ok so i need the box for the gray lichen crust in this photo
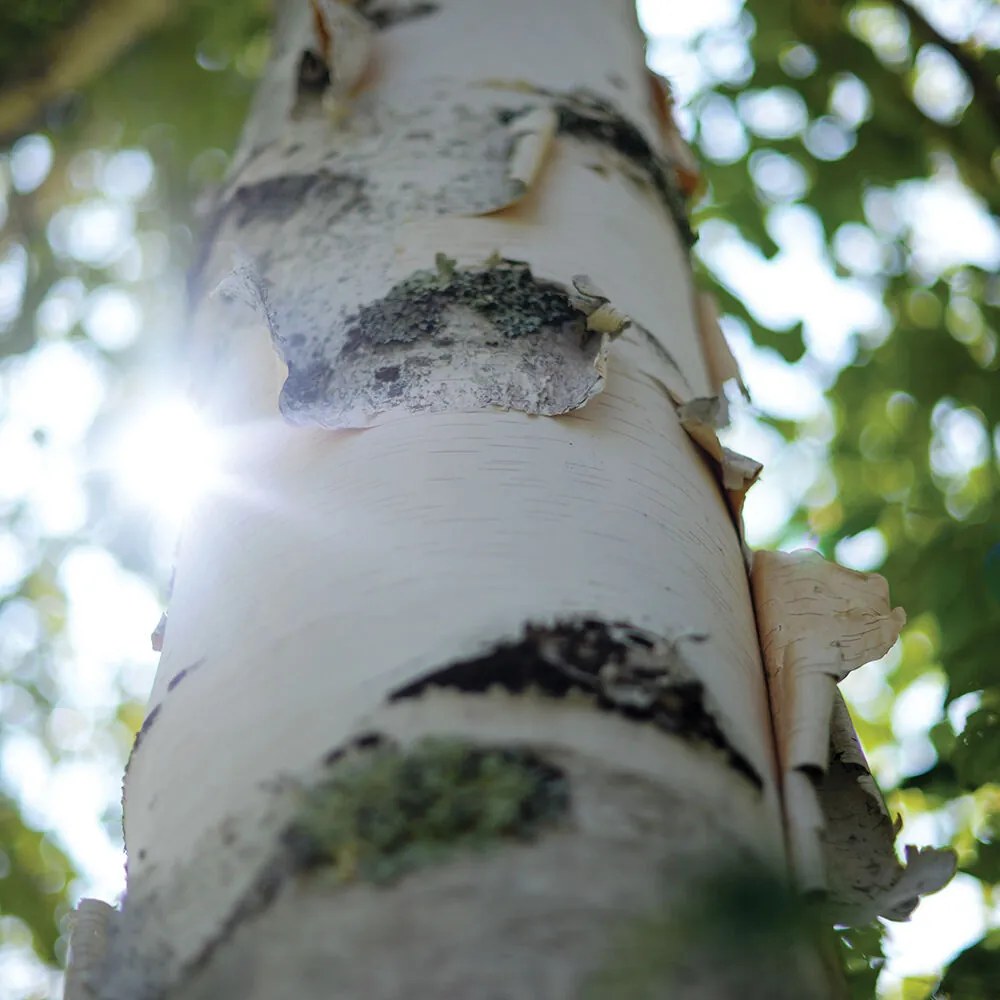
[274,258,614,425]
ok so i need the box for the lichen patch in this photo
[282,737,570,884]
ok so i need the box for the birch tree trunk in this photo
[65,1,955,997]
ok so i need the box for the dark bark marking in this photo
[390,619,762,790]
[229,170,368,229]
[187,169,367,303]
[499,90,696,246]
[166,658,206,693]
[339,261,579,355]
[129,704,161,757]
[121,703,163,855]
[295,49,329,97]
[323,730,388,767]
[175,858,288,995]
[356,1,440,29]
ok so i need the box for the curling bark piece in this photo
[750,548,955,918]
[217,252,623,427]
[673,395,761,558]
[668,234,758,553]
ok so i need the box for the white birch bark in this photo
[65,1,953,997]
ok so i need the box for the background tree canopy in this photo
[0,1,996,996]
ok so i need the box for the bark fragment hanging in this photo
[646,69,702,199]
[820,694,956,924]
[675,397,762,555]
[750,548,955,922]
[670,278,759,554]
[491,85,696,245]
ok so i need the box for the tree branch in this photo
[0,0,175,141]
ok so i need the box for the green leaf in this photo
[938,931,1000,998]
[952,707,1000,790]
[962,839,1000,884]
[837,921,886,999]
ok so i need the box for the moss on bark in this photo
[282,737,570,885]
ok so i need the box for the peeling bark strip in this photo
[751,549,955,922]
[225,256,624,426]
[500,88,696,247]
[391,618,763,789]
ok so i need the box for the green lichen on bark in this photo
[282,738,569,885]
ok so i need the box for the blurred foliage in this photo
[938,929,1000,998]
[0,795,73,964]
[0,1,89,86]
[838,921,887,998]
[690,0,1000,994]
[0,0,997,996]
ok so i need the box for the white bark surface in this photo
[69,1,950,997]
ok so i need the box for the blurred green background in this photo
[0,1,997,997]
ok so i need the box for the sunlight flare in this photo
[109,398,220,525]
